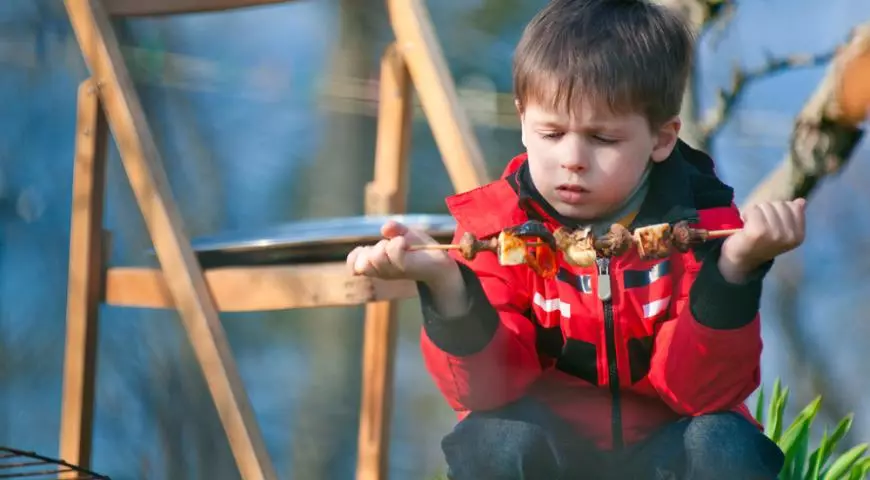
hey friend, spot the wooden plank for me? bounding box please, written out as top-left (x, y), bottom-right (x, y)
top-left (59, 79), bottom-right (107, 472)
top-left (104, 265), bottom-right (419, 311)
top-left (356, 43), bottom-right (412, 480)
top-left (387, 0), bottom-right (489, 193)
top-left (63, 1), bottom-right (277, 479)
top-left (103, 0), bottom-right (291, 17)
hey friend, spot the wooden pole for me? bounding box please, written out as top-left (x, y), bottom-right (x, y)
top-left (356, 43), bottom-right (413, 480)
top-left (59, 78), bottom-right (108, 471)
top-left (386, 0), bottom-right (490, 193)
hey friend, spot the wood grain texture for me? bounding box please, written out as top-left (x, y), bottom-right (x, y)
top-left (103, 0), bottom-right (290, 17)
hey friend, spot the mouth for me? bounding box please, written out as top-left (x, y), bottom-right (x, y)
top-left (555, 184), bottom-right (590, 205)
top-left (557, 184), bottom-right (589, 193)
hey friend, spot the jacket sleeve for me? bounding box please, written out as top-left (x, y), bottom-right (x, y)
top-left (417, 229), bottom-right (542, 412)
top-left (648, 207), bottom-right (772, 416)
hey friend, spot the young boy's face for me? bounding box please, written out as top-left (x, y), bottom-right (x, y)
top-left (518, 100), bottom-right (680, 221)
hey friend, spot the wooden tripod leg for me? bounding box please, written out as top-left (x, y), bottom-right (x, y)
top-left (387, 0), bottom-right (490, 192)
top-left (59, 79), bottom-right (108, 471)
top-left (63, 2), bottom-right (277, 479)
top-left (356, 43), bottom-right (412, 480)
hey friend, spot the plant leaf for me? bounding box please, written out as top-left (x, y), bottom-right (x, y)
top-left (770, 386), bottom-right (790, 443)
top-left (780, 396), bottom-right (820, 479)
top-left (825, 415), bottom-right (856, 465)
top-left (846, 457), bottom-right (870, 480)
top-left (807, 428), bottom-right (830, 480)
top-left (766, 379), bottom-right (782, 436)
top-left (822, 444), bottom-right (868, 480)
top-left (755, 386), bottom-right (766, 425)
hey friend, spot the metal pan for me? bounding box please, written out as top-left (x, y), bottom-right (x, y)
top-left (184, 214), bottom-right (458, 268)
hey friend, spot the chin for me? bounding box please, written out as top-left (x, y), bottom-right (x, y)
top-left (554, 203), bottom-right (601, 221)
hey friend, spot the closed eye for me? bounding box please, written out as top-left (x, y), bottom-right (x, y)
top-left (592, 135), bottom-right (618, 144)
top-left (541, 132), bottom-right (565, 140)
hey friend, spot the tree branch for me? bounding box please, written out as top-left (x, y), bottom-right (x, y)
top-left (699, 50), bottom-right (838, 148)
top-left (654, 0), bottom-right (734, 31)
top-left (742, 22), bottom-right (870, 209)
top-left (654, 0), bottom-right (737, 150)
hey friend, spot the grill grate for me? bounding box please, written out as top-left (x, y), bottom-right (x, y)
top-left (0, 447), bottom-right (110, 479)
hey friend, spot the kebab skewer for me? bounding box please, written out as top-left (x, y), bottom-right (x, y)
top-left (409, 220), bottom-right (741, 268)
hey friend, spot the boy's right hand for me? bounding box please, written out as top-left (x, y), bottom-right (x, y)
top-left (346, 220), bottom-right (458, 286)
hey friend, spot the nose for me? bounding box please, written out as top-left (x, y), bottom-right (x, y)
top-left (559, 138), bottom-right (589, 172)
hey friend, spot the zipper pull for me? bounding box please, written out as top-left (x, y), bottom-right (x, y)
top-left (597, 258), bottom-right (611, 301)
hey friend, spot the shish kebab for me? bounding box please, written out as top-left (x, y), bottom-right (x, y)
top-left (408, 220), bottom-right (739, 275)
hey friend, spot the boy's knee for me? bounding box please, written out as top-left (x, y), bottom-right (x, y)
top-left (442, 415), bottom-right (559, 480)
top-left (683, 413), bottom-right (784, 478)
top-left (441, 398), bottom-right (585, 479)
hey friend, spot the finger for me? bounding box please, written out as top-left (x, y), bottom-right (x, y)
top-left (788, 200), bottom-right (807, 239)
top-left (381, 221), bottom-right (409, 239)
top-left (384, 236), bottom-right (408, 272)
top-left (354, 248), bottom-right (373, 276)
top-left (347, 247), bottom-right (362, 275)
top-left (772, 201), bottom-right (799, 235)
top-left (402, 228), bottom-right (439, 248)
top-left (791, 197), bottom-right (807, 211)
top-left (757, 203), bottom-right (784, 239)
top-left (740, 204), bottom-right (758, 225)
top-left (368, 239), bottom-right (395, 277)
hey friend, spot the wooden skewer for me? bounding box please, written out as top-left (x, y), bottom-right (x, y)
top-left (705, 228), bottom-right (741, 239)
top-left (407, 228), bottom-right (741, 252)
top-left (408, 241), bottom-right (546, 251)
top-left (408, 244), bottom-right (456, 251)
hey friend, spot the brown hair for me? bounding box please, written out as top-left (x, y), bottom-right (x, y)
top-left (513, 0), bottom-right (694, 128)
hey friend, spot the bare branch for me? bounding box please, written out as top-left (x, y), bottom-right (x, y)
top-left (699, 50), bottom-right (838, 147)
top-left (654, 0), bottom-right (737, 150)
top-left (743, 22), bottom-right (870, 209)
top-left (705, 2), bottom-right (738, 49)
top-left (654, 0), bottom-right (734, 31)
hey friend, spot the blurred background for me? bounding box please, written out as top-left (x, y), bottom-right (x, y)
top-left (1, 0), bottom-right (869, 478)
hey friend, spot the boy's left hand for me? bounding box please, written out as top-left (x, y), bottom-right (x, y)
top-left (719, 199), bottom-right (806, 282)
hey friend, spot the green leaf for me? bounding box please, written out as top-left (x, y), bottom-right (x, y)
top-left (755, 386), bottom-right (766, 425)
top-left (768, 385), bottom-right (790, 443)
top-left (822, 444), bottom-right (869, 480)
top-left (780, 396), bottom-right (820, 479)
top-left (765, 378), bottom-right (782, 435)
top-left (812, 414), bottom-right (857, 478)
top-left (826, 415), bottom-right (856, 461)
top-left (846, 457), bottom-right (870, 480)
top-left (807, 429), bottom-right (830, 480)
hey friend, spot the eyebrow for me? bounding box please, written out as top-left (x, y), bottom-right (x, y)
top-left (533, 118), bottom-right (626, 132)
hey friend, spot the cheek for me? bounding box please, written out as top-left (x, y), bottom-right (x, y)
top-left (593, 148), bottom-right (645, 191)
top-left (527, 139), bottom-right (559, 166)
top-left (592, 149), bottom-right (628, 177)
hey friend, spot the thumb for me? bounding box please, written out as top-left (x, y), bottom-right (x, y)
top-left (401, 227), bottom-right (437, 247)
top-left (381, 220), bottom-right (409, 239)
top-left (381, 220), bottom-right (435, 246)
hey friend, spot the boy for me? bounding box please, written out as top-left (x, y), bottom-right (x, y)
top-left (348, 0), bottom-right (803, 478)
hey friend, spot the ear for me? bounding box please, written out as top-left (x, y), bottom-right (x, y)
top-left (515, 98), bottom-right (528, 148)
top-left (650, 116), bottom-right (681, 163)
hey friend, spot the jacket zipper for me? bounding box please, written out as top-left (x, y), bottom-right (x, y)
top-left (597, 257), bottom-right (623, 450)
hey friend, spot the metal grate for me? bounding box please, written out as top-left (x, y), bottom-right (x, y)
top-left (0, 447), bottom-right (110, 479)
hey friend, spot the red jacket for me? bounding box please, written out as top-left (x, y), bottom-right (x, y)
top-left (417, 140), bottom-right (770, 450)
